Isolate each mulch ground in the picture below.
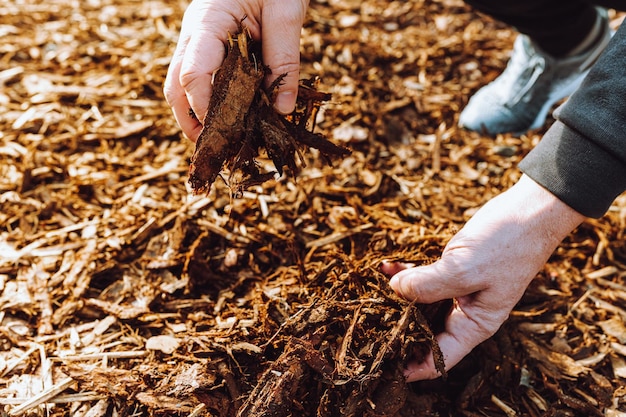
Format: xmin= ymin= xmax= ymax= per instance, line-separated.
xmin=1 ymin=0 xmax=626 ymax=416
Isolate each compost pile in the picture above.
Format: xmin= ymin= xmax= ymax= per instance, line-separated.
xmin=1 ymin=0 xmax=626 ymax=416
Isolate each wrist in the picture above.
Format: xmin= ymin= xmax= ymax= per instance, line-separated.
xmin=507 ymin=174 xmax=586 ymax=244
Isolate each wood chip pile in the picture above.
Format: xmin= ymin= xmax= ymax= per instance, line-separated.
xmin=1 ymin=0 xmax=625 ymax=416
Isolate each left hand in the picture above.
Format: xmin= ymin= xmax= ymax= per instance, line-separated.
xmin=381 ymin=174 xmax=585 ymax=381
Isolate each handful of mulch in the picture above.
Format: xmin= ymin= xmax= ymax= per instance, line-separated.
xmin=188 ymin=19 xmax=350 ymax=196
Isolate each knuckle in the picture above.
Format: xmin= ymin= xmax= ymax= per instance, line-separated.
xmin=439 ymin=252 xmax=477 ymax=289
xmin=179 ymin=64 xmax=202 ymax=90
xmin=266 ymin=0 xmax=308 ymax=21
xmin=397 ymin=272 xmax=425 ymax=301
xmin=268 ymin=60 xmax=300 ymax=84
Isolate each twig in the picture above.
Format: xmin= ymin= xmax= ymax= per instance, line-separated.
xmin=0 ymin=391 xmax=104 ymax=405
xmin=112 ymin=158 xmax=184 ymax=190
xmin=1 ymin=346 xmax=38 ymax=378
xmin=305 ymin=223 xmax=373 ymax=248
xmin=491 ymin=395 xmax=517 ymax=417
xmin=585 ymin=266 xmax=618 ymax=280
xmin=196 ymin=219 xmax=252 ymax=244
xmin=9 ymin=377 xmax=75 ymax=416
xmin=53 ymin=350 xmax=148 ymax=361
xmin=188 ymin=403 xmax=207 ymax=417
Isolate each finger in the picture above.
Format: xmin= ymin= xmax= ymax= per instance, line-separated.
xmin=404 ymin=351 xmax=439 ymax=381
xmin=174 ymin=1 xmax=244 ymax=140
xmin=388 ymin=259 xmax=484 ymax=304
xmin=379 ymin=260 xmax=414 ymax=277
xmin=164 ymin=1 xmax=231 ymax=142
xmin=261 ymin=1 xmax=307 ymax=114
xmin=164 ymin=45 xmax=204 ymax=141
xmin=178 ymin=33 xmax=227 ymax=135
xmin=404 ymin=300 xmax=502 ymax=381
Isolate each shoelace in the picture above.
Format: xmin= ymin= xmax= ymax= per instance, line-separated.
xmin=509 ymin=53 xmax=546 ymax=106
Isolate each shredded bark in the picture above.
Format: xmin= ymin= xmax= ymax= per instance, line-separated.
xmin=1 ymin=0 xmax=626 ymax=416
xmin=189 ymin=20 xmax=350 ymax=196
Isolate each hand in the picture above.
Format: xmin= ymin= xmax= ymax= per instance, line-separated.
xmin=164 ymin=0 xmax=308 ymax=141
xmin=381 ymin=174 xmax=585 ymax=381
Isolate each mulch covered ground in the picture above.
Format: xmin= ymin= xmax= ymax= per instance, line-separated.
xmin=1 ymin=0 xmax=626 ymax=416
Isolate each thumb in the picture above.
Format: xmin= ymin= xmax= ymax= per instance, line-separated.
xmin=385 ymin=260 xmax=506 ymax=381
xmin=261 ymin=1 xmax=307 ymax=114
xmin=387 ymin=259 xmax=483 ymax=304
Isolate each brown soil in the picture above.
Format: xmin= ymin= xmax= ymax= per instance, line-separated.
xmin=1 ymin=0 xmax=625 ymax=416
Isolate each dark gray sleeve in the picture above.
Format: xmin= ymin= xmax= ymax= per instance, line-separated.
xmin=519 ymin=21 xmax=626 ymax=218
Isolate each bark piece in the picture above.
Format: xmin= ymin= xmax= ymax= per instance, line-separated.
xmin=188 ymin=21 xmax=350 ymax=196
xmin=188 ymin=25 xmax=266 ymax=194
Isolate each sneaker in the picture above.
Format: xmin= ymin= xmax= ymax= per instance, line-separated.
xmin=458 ymin=8 xmax=612 ymax=135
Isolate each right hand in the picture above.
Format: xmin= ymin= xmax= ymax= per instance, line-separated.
xmin=164 ymin=0 xmax=308 ymax=141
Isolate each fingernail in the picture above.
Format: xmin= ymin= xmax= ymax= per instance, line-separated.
xmin=389 ymin=276 xmax=399 ymax=290
xmin=275 ymin=91 xmax=296 ymax=114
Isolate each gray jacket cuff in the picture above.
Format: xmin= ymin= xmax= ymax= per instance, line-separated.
xmin=518 ymin=121 xmax=626 ymax=218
